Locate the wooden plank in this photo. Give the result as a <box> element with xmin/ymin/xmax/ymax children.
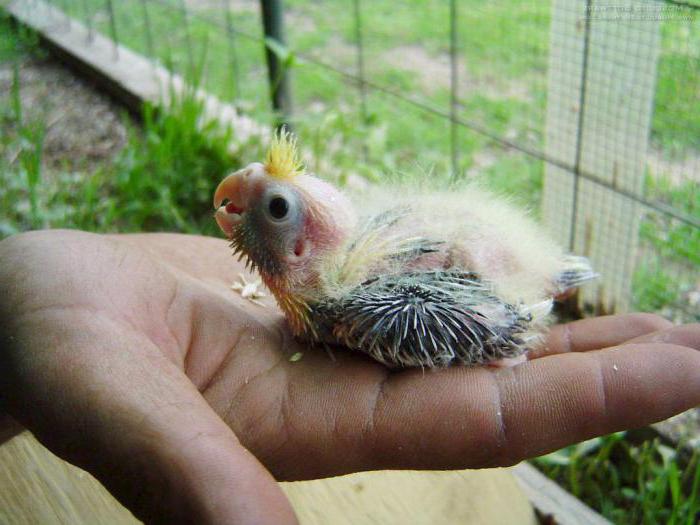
<box><xmin>542</xmin><ymin>0</ymin><xmax>660</xmax><ymax>313</ymax></box>
<box><xmin>1</xmin><ymin>432</ymin><xmax>617</xmax><ymax>525</ymax></box>
<box><xmin>281</xmin><ymin>468</ymin><xmax>537</xmax><ymax>525</ymax></box>
<box><xmin>0</xmin><ymin>432</ymin><xmax>139</xmax><ymax>525</ymax></box>
<box><xmin>1</xmin><ymin>431</ymin><xmax>539</xmax><ymax>525</ymax></box>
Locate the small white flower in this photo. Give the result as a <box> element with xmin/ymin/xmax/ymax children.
<box><xmin>231</xmin><ymin>273</ymin><xmax>267</xmax><ymax>307</ymax></box>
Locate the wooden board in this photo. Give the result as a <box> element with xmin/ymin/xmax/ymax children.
<box><xmin>1</xmin><ymin>431</ymin><xmax>537</xmax><ymax>524</ymax></box>
<box><xmin>0</xmin><ymin>432</ymin><xmax>137</xmax><ymax>525</ymax></box>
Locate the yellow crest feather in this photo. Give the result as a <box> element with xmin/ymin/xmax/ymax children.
<box><xmin>265</xmin><ymin>129</ymin><xmax>304</xmax><ymax>180</ymax></box>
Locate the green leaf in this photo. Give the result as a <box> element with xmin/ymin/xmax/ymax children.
<box><xmin>573</xmin><ymin>437</ymin><xmax>603</xmax><ymax>458</ymax></box>
<box><xmin>264</xmin><ymin>37</ymin><xmax>298</xmax><ymax>69</ymax></box>
<box><xmin>536</xmin><ymin>450</ymin><xmax>571</xmax><ymax>466</ymax></box>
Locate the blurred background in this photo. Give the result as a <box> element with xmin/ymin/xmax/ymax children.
<box><xmin>0</xmin><ymin>0</ymin><xmax>698</xmax><ymax>522</ymax></box>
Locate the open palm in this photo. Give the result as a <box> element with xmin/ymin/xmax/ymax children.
<box><xmin>1</xmin><ymin>230</ymin><xmax>698</xmax><ymax>524</ymax></box>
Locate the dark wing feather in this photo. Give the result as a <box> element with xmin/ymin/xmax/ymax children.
<box><xmin>310</xmin><ymin>270</ymin><xmax>533</xmax><ymax>368</ymax></box>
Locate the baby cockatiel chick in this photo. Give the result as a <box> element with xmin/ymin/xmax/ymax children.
<box><xmin>213</xmin><ymin>132</ymin><xmax>596</xmax><ymax>368</ymax></box>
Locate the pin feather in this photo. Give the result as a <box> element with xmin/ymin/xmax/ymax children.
<box><xmin>264</xmin><ymin>129</ymin><xmax>304</xmax><ymax>180</ymax></box>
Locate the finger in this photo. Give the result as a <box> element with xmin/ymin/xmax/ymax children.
<box><xmin>620</xmin><ymin>323</ymin><xmax>700</xmax><ymax>349</ymax></box>
<box><xmin>265</xmin><ymin>340</ymin><xmax>700</xmax><ymax>479</ymax></box>
<box><xmin>1</xmin><ymin>308</ymin><xmax>297</xmax><ymax>524</ymax></box>
<box><xmin>532</xmin><ymin>313</ymin><xmax>672</xmax><ymax>358</ymax></box>
<box><xmin>369</xmin><ymin>342</ymin><xmax>700</xmax><ymax>471</ymax></box>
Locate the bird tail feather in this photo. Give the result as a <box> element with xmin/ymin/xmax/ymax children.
<box><xmin>555</xmin><ymin>255</ymin><xmax>599</xmax><ymax>293</ymax></box>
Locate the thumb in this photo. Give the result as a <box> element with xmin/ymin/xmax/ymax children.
<box><xmin>1</xmin><ymin>309</ymin><xmax>297</xmax><ymax>524</ymax></box>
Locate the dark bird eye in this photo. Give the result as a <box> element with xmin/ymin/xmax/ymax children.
<box><xmin>268</xmin><ymin>196</ymin><xmax>289</xmax><ymax>220</ymax></box>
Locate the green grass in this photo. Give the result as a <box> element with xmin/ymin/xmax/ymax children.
<box><xmin>63</xmin><ymin>0</ymin><xmax>698</xmax><ymax>178</ymax></box>
<box><xmin>71</xmin><ymin>0</ymin><xmax>700</xmax><ymax>160</ymax></box>
<box><xmin>0</xmin><ymin>14</ymin><xmax>261</xmax><ymax>237</ymax></box>
<box><xmin>536</xmin><ymin>433</ymin><xmax>700</xmax><ymax>524</ymax></box>
<box><xmin>654</xmin><ymin>19</ymin><xmax>700</xmax><ymax>153</ymax></box>
<box><xmin>107</xmin><ymin>94</ymin><xmax>251</xmax><ymax>235</ymax></box>
<box><xmin>60</xmin><ymin>0</ymin><xmax>551</xmax><ymax>186</ymax></box>
<box><xmin>633</xmin><ymin>173</ymin><xmax>699</xmax><ymax>319</ymax></box>
<box><xmin>0</xmin><ymin>17</ymin><xmax>45</xmax><ymax>234</ymax></box>
<box><xmin>641</xmin><ymin>175</ymin><xmax>699</xmax><ymax>267</ymax></box>
<box><xmin>0</xmin><ymin>93</ymin><xmax>255</xmax><ymax>236</ymax></box>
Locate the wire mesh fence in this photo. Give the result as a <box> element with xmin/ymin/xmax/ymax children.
<box><xmin>5</xmin><ymin>0</ymin><xmax>699</xmax><ymax>320</ymax></box>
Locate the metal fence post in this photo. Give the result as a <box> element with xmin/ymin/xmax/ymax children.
<box><xmin>259</xmin><ymin>0</ymin><xmax>293</xmax><ymax>129</ymax></box>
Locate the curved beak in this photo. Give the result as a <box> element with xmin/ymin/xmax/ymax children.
<box><xmin>214</xmin><ymin>170</ymin><xmax>247</xmax><ymax>210</ymax></box>
<box><xmin>213</xmin><ymin>168</ymin><xmax>252</xmax><ymax>237</ymax></box>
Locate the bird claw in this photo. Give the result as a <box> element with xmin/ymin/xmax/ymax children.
<box><xmin>231</xmin><ymin>273</ymin><xmax>267</xmax><ymax>306</ymax></box>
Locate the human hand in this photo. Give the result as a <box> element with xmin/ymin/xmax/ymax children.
<box><xmin>1</xmin><ymin>230</ymin><xmax>698</xmax><ymax>524</ymax></box>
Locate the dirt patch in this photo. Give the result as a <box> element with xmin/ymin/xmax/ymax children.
<box><xmin>0</xmin><ymin>56</ymin><xmax>126</xmax><ymax>171</ymax></box>
<box><xmin>380</xmin><ymin>45</ymin><xmax>455</xmax><ymax>95</ymax></box>
<box><xmin>286</xmin><ymin>10</ymin><xmax>317</xmax><ymax>34</ymax></box>
<box><xmin>185</xmin><ymin>1</ymin><xmax>318</xmax><ymax>54</ymax></box>
<box><xmin>647</xmin><ymin>147</ymin><xmax>700</xmax><ymax>185</ymax></box>
<box><xmin>185</xmin><ymin>0</ymin><xmax>257</xmax><ymax>13</ymax></box>
<box><xmin>185</xmin><ymin>0</ymin><xmax>316</xmax><ymax>32</ymax></box>
<box><xmin>465</xmin><ymin>148</ymin><xmax>499</xmax><ymax>177</ymax></box>
<box><xmin>379</xmin><ymin>44</ymin><xmax>531</xmax><ymax>101</ymax></box>
<box><xmin>313</xmin><ymin>35</ymin><xmax>357</xmax><ymax>68</ymax></box>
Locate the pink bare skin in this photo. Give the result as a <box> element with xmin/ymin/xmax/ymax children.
<box><xmin>1</xmin><ymin>230</ymin><xmax>699</xmax><ymax>524</ymax></box>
